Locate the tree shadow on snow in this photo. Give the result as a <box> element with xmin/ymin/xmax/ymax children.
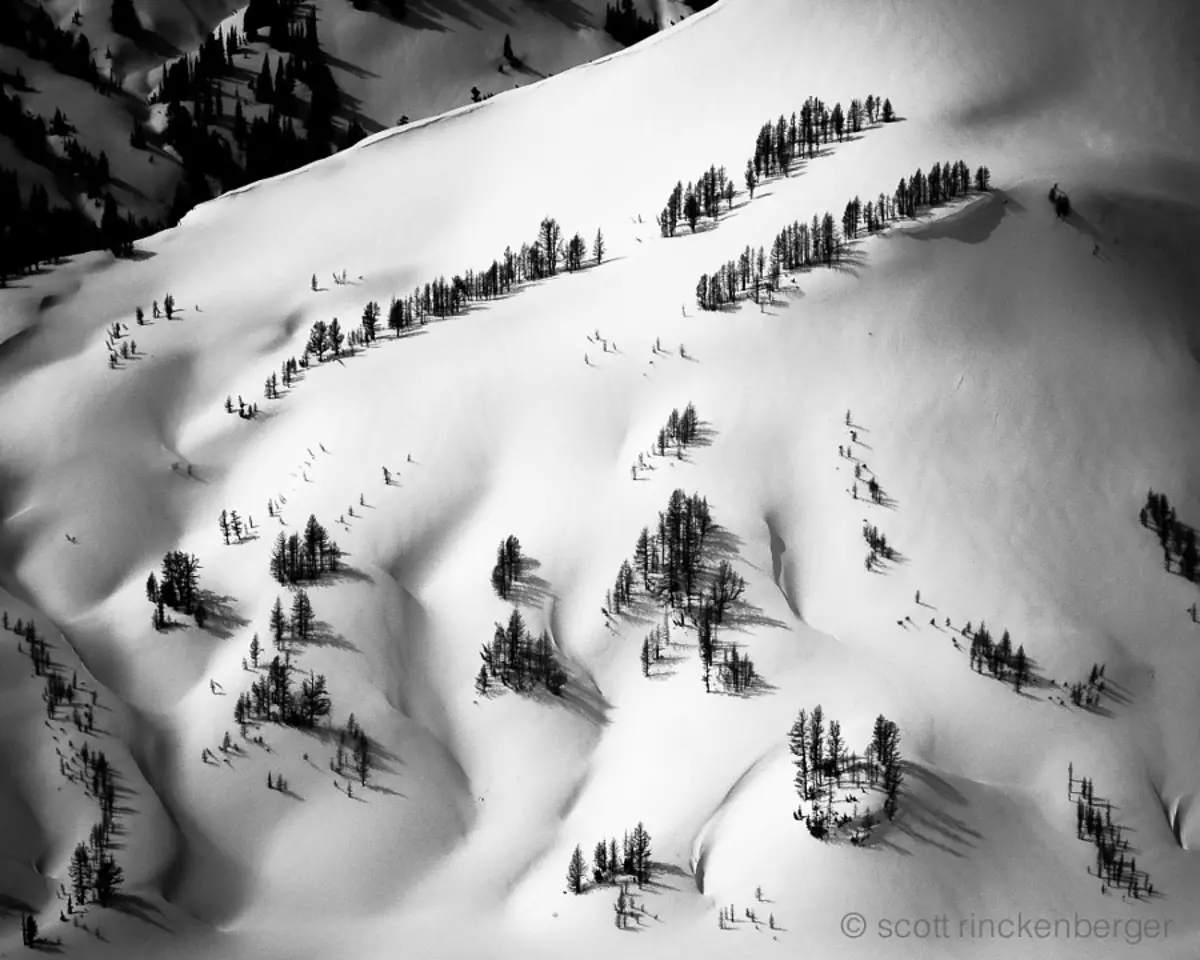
<box><xmin>196</xmin><ymin>591</ymin><xmax>250</xmax><ymax>640</ymax></box>
<box><xmin>510</xmin><ymin>556</ymin><xmax>555</xmax><ymax>609</ymax></box>
<box><xmin>302</xmin><ymin>618</ymin><xmax>360</xmax><ymax>653</ymax></box>
<box><xmin>109</xmin><ymin>893</ymin><xmax>171</xmax><ymax>933</ymax></box>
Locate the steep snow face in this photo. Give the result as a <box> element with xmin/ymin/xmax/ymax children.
<box><xmin>2</xmin><ymin>0</ymin><xmax>1200</xmax><ymax>959</ymax></box>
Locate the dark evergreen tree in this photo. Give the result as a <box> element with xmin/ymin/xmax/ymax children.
<box><xmin>567</xmin><ymin>843</ymin><xmax>586</xmax><ymax>894</ymax></box>
<box><xmin>93</xmin><ymin>853</ymin><xmax>124</xmax><ymax>905</ymax></box>
<box><xmin>353</xmin><ymin>729</ymin><xmax>370</xmax><ymax>785</ymax></box>
<box><xmin>631</xmin><ymin>821</ymin><xmax>652</xmax><ymax>886</ymax></box>
<box><xmin>299</xmin><ymin>671</ymin><xmax>331</xmax><ymax>726</ymax></box>
<box><xmin>256</xmin><ymin>55</ymin><xmax>274</xmax><ymax>103</ymax></box>
<box><xmin>69</xmin><ymin>842</ymin><xmax>92</xmax><ymax>903</ymax></box>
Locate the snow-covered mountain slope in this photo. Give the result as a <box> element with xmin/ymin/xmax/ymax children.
<box><xmin>2</xmin><ymin>0</ymin><xmax>1199</xmax><ymax>958</ymax></box>
<box><xmin>1</xmin><ymin>0</ymin><xmax>631</xmax><ymax>223</ymax></box>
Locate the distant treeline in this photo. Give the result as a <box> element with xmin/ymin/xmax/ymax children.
<box><xmin>659</xmin><ymin>94</ymin><xmax>895</xmax><ymax>241</ymax></box>
<box><xmin>696</xmin><ymin>158</ymin><xmax>991</xmax><ymax>310</ymax></box>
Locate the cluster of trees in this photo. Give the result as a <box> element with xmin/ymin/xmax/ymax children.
<box><xmin>269</xmin><ymin>514</ymin><xmax>343</xmax><ymax>584</ymax></box>
<box><xmin>332</xmin><ymin>713</ymin><xmax>372</xmax><ymax>785</ymax></box>
<box><xmin>11</xmin><ymin>616</ymin><xmax>95</xmax><ymax>728</ymax></box>
<box><xmin>621</xmin><ymin>491</ymin><xmax>758</xmax><ymax>693</ymax></box>
<box><xmin>43</xmin><ymin>670</ymin><xmax>76</xmax><ymax>718</ymax></box>
<box><xmin>0</xmin><ymin>95</ymin><xmax>111</xmax><ymax>197</ymax></box>
<box><xmin>697</xmin><ymin>157</ymin><xmax>989</xmax><ymax>310</ymax></box>
<box><xmin>235</xmin><ymin>591</ymin><xmax>332</xmax><ymax>731</ymax></box>
<box><xmin>788</xmin><ymin>707</ymin><xmax>902</xmax><ymax>838</ymax></box>
<box><xmin>155</xmin><ymin>25</ymin><xmax>246</xmax><ymax>103</ymax></box>
<box><xmin>8</xmin><ymin>611</ymin><xmax>123</xmax><ymax>936</ymax></box>
<box><xmin>224</xmin><ymin>394</ymin><xmax>259</xmax><ymax>418</ymax></box>
<box><xmin>13</xmin><ymin>616</ymin><xmax>50</xmax><ymax>676</ymax></box>
<box><xmin>490</xmin><ymin>535</ymin><xmax>525</xmax><ymax>600</ymax></box>
<box><xmin>859</xmin><ymin>474</ymin><xmax>886</xmax><ymax>504</ymax></box>
<box><xmin>628</xmin><ymin>489</ymin><xmax>712</xmax><ymax>612</ymax></box>
<box><xmin>235</xmin><ymin>655</ymin><xmax>332</xmax><ymax>728</ymax></box>
<box><xmin>0</xmin><ymin>141</ymin><xmax>140</xmax><ymax>278</ymax></box>
<box><xmin>657</xmin><ymin>167</ymin><xmax>735</xmax><ymax>237</ymax></box>
<box><xmin>146</xmin><ymin>551</ymin><xmax>204</xmax><ymax>629</ymax></box>
<box><xmin>604</xmin><ymin>0</ymin><xmax>658</xmax><ymax>46</ymax></box>
<box><xmin>1067</xmin><ymin>662</ymin><xmax>1107</xmax><ymax>708</ymax></box>
<box><xmin>477</xmin><ymin>607</ymin><xmax>568</xmax><ymax>697</ymax></box>
<box><xmin>311</xmin><ymin>221</ymin><xmax>600</xmax><ymax>353</ymax></box>
<box><xmin>1069</xmin><ymin>765</ymin><xmax>1154</xmax><ymax>898</ymax></box>
<box><xmin>567</xmin><ymin>822</ymin><xmax>654</xmax><ymax>896</ymax></box>
<box><xmin>702</xmin><ymin>616</ymin><xmax>757</xmax><ymax>694</ymax></box>
<box><xmin>304</xmin><ymin>317</ymin><xmax>346</xmax><ymax>362</ymax></box>
<box><xmin>143</xmin><ymin>4</ymin><xmax>352</xmax><ymax>230</ymax></box>
<box><xmin>274</xmin><ymin>222</ymin><xmax>602</xmax><ymax>408</ymax></box>
<box><xmin>608</xmin><ymin>560</ymin><xmax>635</xmax><ymax>615</ymax></box>
<box><xmin>759</xmin><ymin>97</ymin><xmax>893</xmax><ymax>174</ymax></box>
<box><xmin>68</xmin><ymin>737</ymin><xmax>123</xmax><ymax>910</ymax></box>
<box><xmin>218</xmin><ymin>509</ymin><xmax>251</xmax><ymax>544</ymax></box>
<box><xmin>655</xmin><ymin>402</ymin><xmax>700</xmax><ymax>457</ymax></box>
<box><xmin>639</xmin><ymin>622</ymin><xmax>669</xmax><ymax>676</ymax></box>
<box><xmin>668</xmin><ymin>94</ymin><xmax>896</xmax><ymax>254</ymax></box>
<box><xmin>1140</xmin><ymin>490</ymin><xmax>1198</xmax><ymax>581</ymax></box>
<box><xmin>862</xmin><ymin>522</ymin><xmax>895</xmax><ymax>571</ymax></box>
<box><xmin>103</xmin><ymin>319</ymin><xmax>138</xmax><ymax>367</ymax></box>
<box><xmin>719</xmin><ymin>903</ymin><xmax>774</xmax><ymax>931</ymax></box>
<box><xmin>894</xmin><ymin>160</ymin><xmax>986</xmax><ymax>217</ymax></box>
<box><xmin>0</xmin><ymin>6</ymin><xmax>152</xmax><ymax>272</ymax></box>
<box><xmin>0</xmin><ymin>5</ymin><xmax>107</xmax><ymax>88</ymax></box>
<box><xmin>68</xmin><ymin>824</ymin><xmax>123</xmax><ymax>908</ymax></box>
<box><xmin>964</xmin><ymin>621</ymin><xmax>1030</xmax><ymax>693</ymax></box>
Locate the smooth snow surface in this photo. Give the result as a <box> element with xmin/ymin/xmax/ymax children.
<box><xmin>2</xmin><ymin>0</ymin><xmax>1200</xmax><ymax>958</ymax></box>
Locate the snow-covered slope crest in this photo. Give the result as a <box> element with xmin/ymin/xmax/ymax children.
<box><xmin>1</xmin><ymin>0</ymin><xmax>1200</xmax><ymax>958</ymax></box>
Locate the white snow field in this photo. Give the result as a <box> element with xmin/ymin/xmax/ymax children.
<box><xmin>2</xmin><ymin>0</ymin><xmax>1200</xmax><ymax>958</ymax></box>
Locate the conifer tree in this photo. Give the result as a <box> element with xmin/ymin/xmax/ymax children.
<box><xmin>21</xmin><ymin>914</ymin><xmax>37</xmax><ymax>947</ymax></box>
<box><xmin>94</xmin><ymin>853</ymin><xmax>124</xmax><ymax>905</ymax></box>
<box><xmin>256</xmin><ymin>55</ymin><xmax>274</xmax><ymax>103</ymax></box>
<box><xmin>631</xmin><ymin>821</ymin><xmax>652</xmax><ymax>885</ymax></box>
<box><xmin>69</xmin><ymin>842</ymin><xmax>92</xmax><ymax>903</ymax></box>
<box><xmin>299</xmin><ymin>671</ymin><xmax>331</xmax><ymax>726</ymax></box>
<box><xmin>290</xmin><ymin>588</ymin><xmax>313</xmax><ymax>642</ymax></box>
<box><xmin>353</xmin><ymin>729</ymin><xmax>370</xmax><ymax>785</ymax></box>
<box><xmin>567</xmin><ymin>843</ymin><xmax>586</xmax><ymax>894</ymax></box>
<box><xmin>593</xmin><ymin>839</ymin><xmax>608</xmax><ymax>882</ymax></box>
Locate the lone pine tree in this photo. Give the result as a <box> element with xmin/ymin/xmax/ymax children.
<box><xmin>567</xmin><ymin>843</ymin><xmax>587</xmax><ymax>894</ymax></box>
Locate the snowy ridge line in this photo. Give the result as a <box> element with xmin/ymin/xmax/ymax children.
<box><xmin>174</xmin><ymin>0</ymin><xmax>726</xmax><ymax>229</ymax></box>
